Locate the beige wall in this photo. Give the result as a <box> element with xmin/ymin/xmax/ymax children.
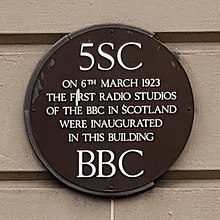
<box><xmin>0</xmin><ymin>1</ymin><xmax>220</xmax><ymax>219</ymax></box>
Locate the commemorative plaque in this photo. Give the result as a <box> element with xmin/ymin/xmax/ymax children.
<box><xmin>24</xmin><ymin>25</ymin><xmax>194</xmax><ymax>196</ymax></box>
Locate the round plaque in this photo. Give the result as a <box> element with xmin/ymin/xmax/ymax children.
<box><xmin>24</xmin><ymin>25</ymin><xmax>194</xmax><ymax>196</ymax></box>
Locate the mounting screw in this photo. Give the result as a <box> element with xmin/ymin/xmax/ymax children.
<box><xmin>187</xmin><ymin>107</ymin><xmax>192</xmax><ymax>112</ymax></box>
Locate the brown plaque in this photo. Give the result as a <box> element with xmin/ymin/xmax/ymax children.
<box><xmin>24</xmin><ymin>25</ymin><xmax>194</xmax><ymax>196</ymax></box>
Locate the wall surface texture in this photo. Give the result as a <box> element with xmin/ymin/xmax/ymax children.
<box><xmin>0</xmin><ymin>1</ymin><xmax>220</xmax><ymax>219</ymax></box>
